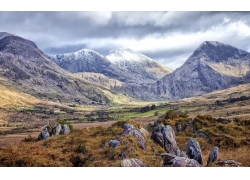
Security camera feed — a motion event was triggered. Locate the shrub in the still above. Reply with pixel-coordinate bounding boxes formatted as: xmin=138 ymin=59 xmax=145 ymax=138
xmin=165 ymin=110 xmax=178 ymax=120
xmin=154 ymin=111 xmax=159 ymax=116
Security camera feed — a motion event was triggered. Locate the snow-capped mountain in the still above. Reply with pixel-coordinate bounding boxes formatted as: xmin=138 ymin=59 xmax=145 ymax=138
xmin=106 ymin=48 xmax=173 ymax=83
xmin=47 ymin=49 xmax=129 ymax=81
xmin=119 ymin=41 xmax=250 ymax=100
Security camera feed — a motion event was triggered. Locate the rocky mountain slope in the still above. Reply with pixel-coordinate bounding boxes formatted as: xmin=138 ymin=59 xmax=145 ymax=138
xmin=47 ymin=49 xmax=135 ymax=82
xmin=0 ymin=32 xmax=131 ymax=104
xmin=106 ymin=48 xmax=173 ymax=83
xmin=119 ymin=41 xmax=250 ymax=100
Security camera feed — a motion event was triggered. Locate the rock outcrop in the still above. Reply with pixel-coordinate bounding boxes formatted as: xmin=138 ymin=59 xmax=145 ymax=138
xmin=60 ymin=124 xmax=71 ymax=135
xmin=108 ymin=139 xmax=120 ymax=148
xmin=172 ymin=157 xmax=202 ymax=167
xmin=186 ymin=138 xmax=203 ymax=165
xmin=37 ymin=125 xmax=50 ymax=140
xmin=52 ymin=123 xmax=62 ymax=135
xmin=151 ymin=123 xmax=180 ymax=156
xmin=121 ymin=124 xmax=147 ymax=150
xmin=207 ymin=146 xmax=219 ymax=165
xmin=120 ymin=158 xmax=147 ymax=167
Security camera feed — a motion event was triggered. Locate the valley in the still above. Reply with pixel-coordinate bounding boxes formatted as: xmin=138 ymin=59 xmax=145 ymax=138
xmin=0 ymin=32 xmax=250 ymax=167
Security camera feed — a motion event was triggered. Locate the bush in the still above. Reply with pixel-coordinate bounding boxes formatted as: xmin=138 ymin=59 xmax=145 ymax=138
xmin=165 ymin=110 xmax=178 ymax=120
xmin=154 ymin=111 xmax=159 ymax=116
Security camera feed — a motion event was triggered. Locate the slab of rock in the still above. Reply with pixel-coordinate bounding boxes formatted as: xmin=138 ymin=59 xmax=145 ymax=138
xmin=215 ymin=160 xmax=242 ymax=167
xmin=121 ymin=158 xmax=147 ymax=167
xmin=162 ymin=125 xmax=180 ymax=156
xmin=60 ymin=124 xmax=71 ymax=134
xmin=172 ymin=157 xmax=202 ymax=167
xmin=52 ymin=123 xmax=62 ymax=135
xmin=176 ymin=123 xmax=187 ymax=132
xmin=207 ymin=146 xmax=219 ymax=165
xmin=186 ymin=138 xmax=203 ymax=165
xmin=157 ymin=153 xmax=177 ymax=166
xmin=108 ymin=139 xmax=120 ymax=148
xmin=122 ymin=124 xmax=147 ymax=150
xmin=37 ymin=125 xmax=50 ymax=140
xmin=151 ymin=131 xmax=164 ymax=147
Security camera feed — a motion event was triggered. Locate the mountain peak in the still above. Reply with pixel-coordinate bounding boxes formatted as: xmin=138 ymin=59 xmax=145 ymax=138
xmin=0 ymin=32 xmax=16 ymax=40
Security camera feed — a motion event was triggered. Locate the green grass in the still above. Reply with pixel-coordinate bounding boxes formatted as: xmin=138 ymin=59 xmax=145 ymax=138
xmin=111 ymin=108 xmax=171 ymax=120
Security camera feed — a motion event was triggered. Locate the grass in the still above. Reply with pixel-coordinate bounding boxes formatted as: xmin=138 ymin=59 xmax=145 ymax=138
xmin=0 ymin=120 xmax=164 ymax=167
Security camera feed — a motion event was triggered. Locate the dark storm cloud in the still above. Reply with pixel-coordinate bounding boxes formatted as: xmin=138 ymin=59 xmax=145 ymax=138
xmin=1 ymin=11 xmax=250 ymax=69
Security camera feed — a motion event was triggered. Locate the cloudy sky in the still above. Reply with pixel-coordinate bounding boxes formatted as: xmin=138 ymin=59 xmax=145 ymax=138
xmin=1 ymin=11 xmax=250 ymax=70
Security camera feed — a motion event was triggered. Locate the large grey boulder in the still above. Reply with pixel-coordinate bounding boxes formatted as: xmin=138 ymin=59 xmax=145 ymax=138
xmin=207 ymin=146 xmax=219 ymax=165
xmin=52 ymin=123 xmax=62 ymax=135
xmin=121 ymin=124 xmax=147 ymax=150
xmin=121 ymin=158 xmax=147 ymax=167
xmin=162 ymin=125 xmax=180 ymax=156
xmin=186 ymin=138 xmax=203 ymax=165
xmin=172 ymin=157 xmax=202 ymax=167
xmin=60 ymin=124 xmax=71 ymax=134
xmin=108 ymin=139 xmax=120 ymax=148
xmin=37 ymin=125 xmax=50 ymax=140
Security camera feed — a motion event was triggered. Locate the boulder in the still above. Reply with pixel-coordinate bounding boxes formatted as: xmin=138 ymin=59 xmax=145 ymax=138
xmin=121 ymin=158 xmax=147 ymax=167
xmin=52 ymin=123 xmax=62 ymax=135
xmin=158 ymin=153 xmax=177 ymax=166
xmin=186 ymin=138 xmax=203 ymax=165
xmin=215 ymin=160 xmax=242 ymax=167
xmin=172 ymin=157 xmax=202 ymax=167
xmin=108 ymin=139 xmax=120 ymax=148
xmin=151 ymin=131 xmax=164 ymax=147
xmin=122 ymin=124 xmax=147 ymax=150
xmin=60 ymin=124 xmax=71 ymax=134
xmin=207 ymin=146 xmax=219 ymax=165
xmin=162 ymin=125 xmax=180 ymax=156
xmin=37 ymin=125 xmax=50 ymax=140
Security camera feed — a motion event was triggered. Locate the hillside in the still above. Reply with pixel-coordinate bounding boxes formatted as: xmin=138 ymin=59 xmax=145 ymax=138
xmin=0 ymin=32 xmax=133 ymax=105
xmin=119 ymin=41 xmax=250 ymax=100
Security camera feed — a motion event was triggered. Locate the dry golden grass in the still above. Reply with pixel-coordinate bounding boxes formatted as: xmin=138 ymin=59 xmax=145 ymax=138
xmin=0 ymin=120 xmax=164 ymax=167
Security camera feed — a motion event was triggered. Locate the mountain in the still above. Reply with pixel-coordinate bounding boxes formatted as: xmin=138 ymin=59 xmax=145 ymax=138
xmin=0 ymin=32 xmax=131 ymax=104
xmin=106 ymin=48 xmax=173 ymax=83
xmin=47 ymin=49 xmax=135 ymax=82
xmin=48 ymin=48 xmax=173 ymax=84
xmin=119 ymin=41 xmax=250 ymax=100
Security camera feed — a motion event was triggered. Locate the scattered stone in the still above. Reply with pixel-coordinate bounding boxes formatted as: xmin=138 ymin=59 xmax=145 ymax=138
xmin=215 ymin=160 xmax=242 ymax=167
xmin=157 ymin=153 xmax=177 ymax=166
xmin=186 ymin=138 xmax=203 ymax=165
xmin=153 ymin=120 xmax=158 ymax=127
xmin=162 ymin=125 xmax=180 ymax=156
xmin=172 ymin=157 xmax=202 ymax=167
xmin=151 ymin=131 xmax=164 ymax=147
xmin=122 ymin=124 xmax=147 ymax=151
xmin=52 ymin=123 xmax=62 ymax=135
xmin=121 ymin=158 xmax=147 ymax=167
xmin=37 ymin=125 xmax=50 ymax=140
xmin=108 ymin=139 xmax=120 ymax=148
xmin=207 ymin=146 xmax=219 ymax=165
xmin=60 ymin=124 xmax=71 ymax=134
